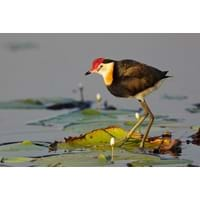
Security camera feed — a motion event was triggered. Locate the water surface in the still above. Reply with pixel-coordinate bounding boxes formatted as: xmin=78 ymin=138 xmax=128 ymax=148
xmin=0 ymin=34 xmax=199 ymax=166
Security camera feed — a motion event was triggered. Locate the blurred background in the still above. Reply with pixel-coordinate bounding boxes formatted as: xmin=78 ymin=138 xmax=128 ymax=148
xmin=0 ymin=34 xmax=200 ymax=165
xmin=0 ymin=33 xmax=199 ymax=113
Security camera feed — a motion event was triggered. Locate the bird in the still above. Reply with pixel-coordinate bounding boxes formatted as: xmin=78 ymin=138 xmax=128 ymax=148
xmin=85 ymin=58 xmax=171 ymax=148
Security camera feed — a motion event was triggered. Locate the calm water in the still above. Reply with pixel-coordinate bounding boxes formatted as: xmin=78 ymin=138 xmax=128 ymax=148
xmin=0 ymin=34 xmax=200 ymax=165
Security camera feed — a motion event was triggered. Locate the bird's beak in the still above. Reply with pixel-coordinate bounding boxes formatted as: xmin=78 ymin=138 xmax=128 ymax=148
xmin=85 ymin=71 xmax=91 ymax=76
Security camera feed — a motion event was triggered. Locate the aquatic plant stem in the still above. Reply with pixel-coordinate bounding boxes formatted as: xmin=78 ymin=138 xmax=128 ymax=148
xmin=111 ymin=146 xmax=114 ymax=162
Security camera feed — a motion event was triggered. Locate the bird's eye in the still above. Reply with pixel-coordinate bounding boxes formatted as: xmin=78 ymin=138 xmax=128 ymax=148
xmin=97 ymin=65 xmax=103 ymax=71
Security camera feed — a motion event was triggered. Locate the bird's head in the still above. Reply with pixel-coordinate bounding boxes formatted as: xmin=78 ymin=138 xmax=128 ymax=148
xmin=85 ymin=57 xmax=105 ymax=75
xmin=85 ymin=58 xmax=114 ymax=85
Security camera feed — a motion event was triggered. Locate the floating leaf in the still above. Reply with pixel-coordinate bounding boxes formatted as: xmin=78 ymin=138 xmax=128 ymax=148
xmin=0 ymin=129 xmax=187 ymax=167
xmin=0 ymin=97 xmax=87 ymax=110
xmin=81 ymin=108 xmax=100 ymax=115
xmin=63 ymin=120 xmax=128 ymax=134
xmin=98 ymin=153 xmax=108 ymax=163
xmin=0 ymin=141 xmax=49 ymax=158
xmin=49 ymin=126 xmax=127 ymax=151
xmin=28 ymin=108 xmax=179 ymax=137
xmin=33 ymin=150 xmax=191 ymax=167
xmin=0 ymin=156 xmax=33 ymax=164
xmin=126 ymin=154 xmax=192 ymax=167
xmin=0 ymin=141 xmax=43 ymax=152
xmin=21 ymin=140 xmax=33 ymax=145
xmin=28 ymin=109 xmax=134 ymax=130
xmin=49 ymin=126 xmax=181 ymax=157
xmin=0 ymin=100 xmax=44 ymax=109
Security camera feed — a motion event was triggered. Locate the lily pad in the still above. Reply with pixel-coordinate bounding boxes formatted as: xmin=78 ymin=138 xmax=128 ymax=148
xmin=63 ymin=120 xmax=130 ymax=134
xmin=33 ymin=149 xmax=191 ymax=167
xmin=49 ymin=126 xmax=181 ymax=156
xmin=0 ymin=141 xmax=44 ymax=152
xmin=0 ymin=141 xmax=49 ymax=158
xmin=0 ymin=99 xmax=44 ymax=109
xmin=0 ymin=128 xmax=187 ymax=167
xmin=0 ymin=97 xmax=86 ymax=110
xmin=27 ymin=109 xmax=134 ymax=129
xmin=0 ymin=156 xmax=33 ymax=164
xmin=81 ymin=108 xmax=100 ymax=115
xmin=126 ymin=154 xmax=192 ymax=167
xmin=28 ymin=109 xmax=180 ymax=136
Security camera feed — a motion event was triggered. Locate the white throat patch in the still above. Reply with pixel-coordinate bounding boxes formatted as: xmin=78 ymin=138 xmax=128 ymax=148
xmin=97 ymin=62 xmax=114 ymax=86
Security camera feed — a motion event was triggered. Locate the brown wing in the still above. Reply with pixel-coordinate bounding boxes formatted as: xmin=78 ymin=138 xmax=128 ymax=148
xmin=115 ymin=60 xmax=166 ymax=96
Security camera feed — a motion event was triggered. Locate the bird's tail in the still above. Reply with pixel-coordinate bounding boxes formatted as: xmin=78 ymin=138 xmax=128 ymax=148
xmin=162 ymin=71 xmax=173 ymax=78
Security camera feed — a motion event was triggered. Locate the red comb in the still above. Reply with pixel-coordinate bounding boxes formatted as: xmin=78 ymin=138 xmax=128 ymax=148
xmin=91 ymin=57 xmax=104 ymax=71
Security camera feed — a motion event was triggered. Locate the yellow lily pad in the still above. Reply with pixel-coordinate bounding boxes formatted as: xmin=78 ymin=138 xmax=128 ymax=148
xmin=49 ymin=126 xmax=181 ymax=155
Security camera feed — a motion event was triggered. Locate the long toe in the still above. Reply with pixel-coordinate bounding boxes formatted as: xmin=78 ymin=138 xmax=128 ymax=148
xmin=117 ymin=137 xmax=129 ymax=147
xmin=137 ymin=146 xmax=148 ymax=154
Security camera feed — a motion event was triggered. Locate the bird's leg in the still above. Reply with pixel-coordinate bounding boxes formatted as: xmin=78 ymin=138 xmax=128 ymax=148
xmin=118 ymin=100 xmax=148 ymax=147
xmin=139 ymin=99 xmax=154 ymax=148
xmin=127 ymin=112 xmax=148 ymax=138
xmin=127 ymin=99 xmax=149 ymax=138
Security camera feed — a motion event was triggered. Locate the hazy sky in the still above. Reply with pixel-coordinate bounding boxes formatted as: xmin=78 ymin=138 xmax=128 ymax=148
xmin=0 ymin=33 xmax=199 ymax=110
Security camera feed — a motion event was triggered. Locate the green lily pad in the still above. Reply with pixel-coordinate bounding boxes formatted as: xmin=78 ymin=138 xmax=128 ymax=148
xmin=0 ymin=141 xmax=49 ymax=159
xmin=28 ymin=109 xmax=135 ymax=130
xmin=49 ymin=126 xmax=181 ymax=155
xmin=81 ymin=108 xmax=100 ymax=115
xmin=63 ymin=120 xmax=130 ymax=134
xmin=126 ymin=154 xmax=192 ymax=167
xmin=0 ymin=156 xmax=33 ymax=164
xmin=0 ymin=97 xmax=80 ymax=109
xmin=21 ymin=140 xmax=33 ymax=145
xmin=33 ymin=149 xmax=192 ymax=167
xmin=52 ymin=126 xmax=128 ymax=152
xmin=27 ymin=108 xmax=181 ymax=135
xmin=0 ymin=128 xmax=188 ymax=167
xmin=0 ymin=141 xmax=44 ymax=152
xmin=0 ymin=100 xmax=44 ymax=109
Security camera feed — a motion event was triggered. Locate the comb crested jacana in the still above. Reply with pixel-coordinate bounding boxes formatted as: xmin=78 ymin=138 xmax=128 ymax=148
xmin=85 ymin=58 xmax=171 ymax=148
